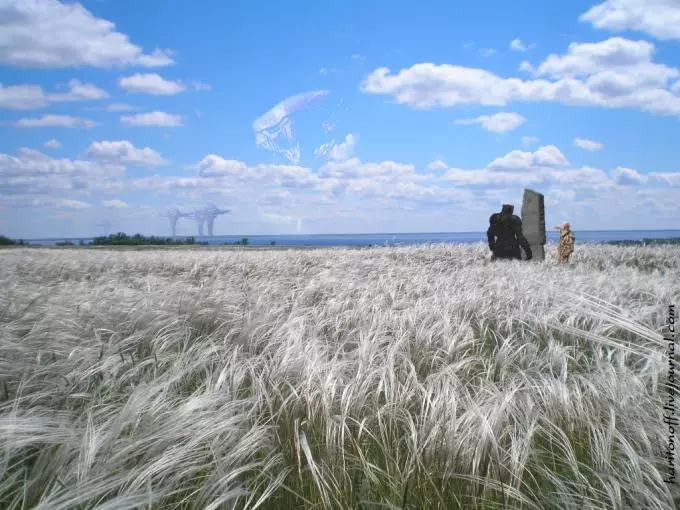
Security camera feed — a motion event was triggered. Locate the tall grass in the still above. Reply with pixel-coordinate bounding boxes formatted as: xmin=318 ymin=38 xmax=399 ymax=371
xmin=0 ymin=242 xmax=678 ymax=509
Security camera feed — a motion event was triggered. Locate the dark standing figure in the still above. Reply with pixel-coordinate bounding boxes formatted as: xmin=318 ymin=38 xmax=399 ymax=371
xmin=487 ymin=204 xmax=532 ymax=261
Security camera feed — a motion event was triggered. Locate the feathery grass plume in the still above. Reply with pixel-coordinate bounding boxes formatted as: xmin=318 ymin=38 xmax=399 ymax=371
xmin=0 ymin=242 xmax=678 ymax=508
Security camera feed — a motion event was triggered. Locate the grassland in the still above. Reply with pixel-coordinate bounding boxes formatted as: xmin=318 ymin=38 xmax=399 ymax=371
xmin=1 ymin=242 xmax=679 ymax=509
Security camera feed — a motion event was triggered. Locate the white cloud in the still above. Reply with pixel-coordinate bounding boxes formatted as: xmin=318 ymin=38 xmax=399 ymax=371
xmin=428 ymin=160 xmax=448 ymax=171
xmin=648 ymin=172 xmax=680 ymax=187
xmin=44 ymin=139 xmax=61 ymax=149
xmin=120 ymin=111 xmax=183 ymax=127
xmin=611 ymin=166 xmax=647 ymax=184
xmin=15 ymin=114 xmax=96 ymax=128
xmin=101 ymin=199 xmax=128 ymax=209
xmin=190 ymin=155 xmax=248 ymax=176
xmin=534 ymin=38 xmax=674 ymax=82
xmin=518 ymin=61 xmax=535 ymax=74
xmin=330 ymin=133 xmax=358 ymax=161
xmin=510 ymin=39 xmax=536 ymax=52
xmin=0 ymin=0 xmax=174 ymax=68
xmin=104 ymin=103 xmax=135 ymax=112
xmin=547 ymin=166 xmax=613 ymax=189
xmin=87 ymin=140 xmax=168 ymax=167
xmin=672 ymin=81 xmax=680 ymax=95
xmin=442 ymin=167 xmax=542 ymax=186
xmin=479 ymin=48 xmax=496 ymax=57
xmin=437 ymin=149 xmax=615 ymax=192
xmin=580 ymin=0 xmax=680 ymax=41
xmin=318 ymin=158 xmax=419 ymax=180
xmin=0 ymin=84 xmax=47 ymax=109
xmin=456 ymin=112 xmax=526 ymax=133
xmin=0 ymin=80 xmax=107 ymax=109
xmin=522 ymin=136 xmax=540 ymax=146
xmin=119 ymin=73 xmax=185 ymax=95
xmin=361 ymin=46 xmax=680 ymax=116
xmin=55 ymin=199 xmax=90 ymax=210
xmin=574 ymin=137 xmax=603 ymax=151
xmin=488 ymin=145 xmax=569 ymax=170
xmin=0 ymin=147 xmax=126 ymax=198
xmin=49 ymin=79 xmax=109 ymax=101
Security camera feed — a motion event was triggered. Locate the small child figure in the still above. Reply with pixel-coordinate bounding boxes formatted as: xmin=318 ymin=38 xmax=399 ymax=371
xmin=554 ymin=222 xmax=575 ymax=264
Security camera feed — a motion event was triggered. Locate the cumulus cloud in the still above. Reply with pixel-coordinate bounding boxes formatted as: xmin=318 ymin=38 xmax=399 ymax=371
xmin=443 ymin=167 xmax=543 ymax=186
xmin=0 ymin=0 xmax=174 ymax=68
xmin=330 ymin=133 xmax=358 ymax=161
xmin=101 ymin=199 xmax=128 ymax=208
xmin=428 ymin=160 xmax=448 ymax=171
xmin=510 ymin=39 xmax=536 ymax=52
xmin=0 ymin=80 xmax=108 ymax=109
xmin=611 ymin=166 xmax=647 ymax=184
xmin=360 ymin=37 xmax=680 ymax=116
xmin=120 ymin=111 xmax=183 ymax=127
xmin=440 ymin=155 xmax=613 ymax=192
xmin=49 ymin=79 xmax=109 ymax=101
xmin=574 ymin=137 xmax=603 ymax=151
xmin=533 ymin=38 xmax=675 ymax=83
xmin=15 ymin=114 xmax=96 ymax=128
xmin=0 ymin=84 xmax=47 ymax=109
xmin=87 ymin=140 xmax=168 ymax=167
xmin=318 ymin=158 xmax=419 ymax=180
xmin=44 ymin=139 xmax=61 ymax=149
xmin=488 ymin=145 xmax=569 ymax=170
xmin=142 ymin=140 xmax=667 ymax=214
xmin=647 ymin=171 xmax=680 ymax=187
xmin=580 ymin=0 xmax=680 ymax=41
xmin=189 ymin=155 xmax=248 ymax=177
xmin=0 ymin=147 xmax=126 ymax=198
xmin=455 ymin=112 xmax=526 ymax=133
xmin=119 ymin=73 xmax=185 ymax=95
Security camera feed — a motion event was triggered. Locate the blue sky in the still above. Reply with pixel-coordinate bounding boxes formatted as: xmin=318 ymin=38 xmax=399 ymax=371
xmin=1 ymin=0 xmax=679 ymax=238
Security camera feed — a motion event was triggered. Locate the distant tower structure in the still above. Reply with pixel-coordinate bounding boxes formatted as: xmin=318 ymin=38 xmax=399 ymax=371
xmin=205 ymin=204 xmax=231 ymax=236
xmin=189 ymin=209 xmax=207 ymax=236
xmin=165 ymin=207 xmax=191 ymax=237
xmin=190 ymin=204 xmax=230 ymax=236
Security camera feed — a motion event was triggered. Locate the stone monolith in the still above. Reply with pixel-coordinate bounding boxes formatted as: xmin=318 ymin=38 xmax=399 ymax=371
xmin=521 ymin=188 xmax=546 ymax=261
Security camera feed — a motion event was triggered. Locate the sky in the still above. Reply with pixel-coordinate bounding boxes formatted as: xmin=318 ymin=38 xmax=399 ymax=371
xmin=1 ymin=0 xmax=679 ymax=238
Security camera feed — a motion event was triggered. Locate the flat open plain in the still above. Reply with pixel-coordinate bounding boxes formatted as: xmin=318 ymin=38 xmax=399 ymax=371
xmin=1 ymin=243 xmax=679 ymax=509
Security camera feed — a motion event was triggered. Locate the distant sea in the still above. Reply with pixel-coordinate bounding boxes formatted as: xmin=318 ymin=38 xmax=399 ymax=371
xmin=25 ymin=230 xmax=680 ymax=247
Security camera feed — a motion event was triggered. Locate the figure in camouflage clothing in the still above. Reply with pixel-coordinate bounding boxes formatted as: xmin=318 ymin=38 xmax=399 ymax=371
xmin=555 ymin=222 xmax=575 ymax=264
xmin=487 ymin=204 xmax=532 ymax=261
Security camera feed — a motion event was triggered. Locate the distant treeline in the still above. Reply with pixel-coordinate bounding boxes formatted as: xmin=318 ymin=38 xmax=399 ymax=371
xmin=0 ymin=235 xmax=28 ymax=246
xmin=607 ymin=237 xmax=680 ymax=246
xmin=91 ymin=233 xmax=206 ymax=245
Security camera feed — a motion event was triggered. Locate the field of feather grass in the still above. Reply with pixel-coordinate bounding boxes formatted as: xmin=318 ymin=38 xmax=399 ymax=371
xmin=1 ymin=242 xmax=679 ymax=509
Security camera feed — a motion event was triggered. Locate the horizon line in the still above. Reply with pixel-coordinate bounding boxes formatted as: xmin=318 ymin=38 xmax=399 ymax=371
xmin=21 ymin=228 xmax=680 ymax=241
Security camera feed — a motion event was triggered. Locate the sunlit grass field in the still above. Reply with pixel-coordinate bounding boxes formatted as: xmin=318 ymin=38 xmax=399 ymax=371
xmin=1 ymin=243 xmax=679 ymax=509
